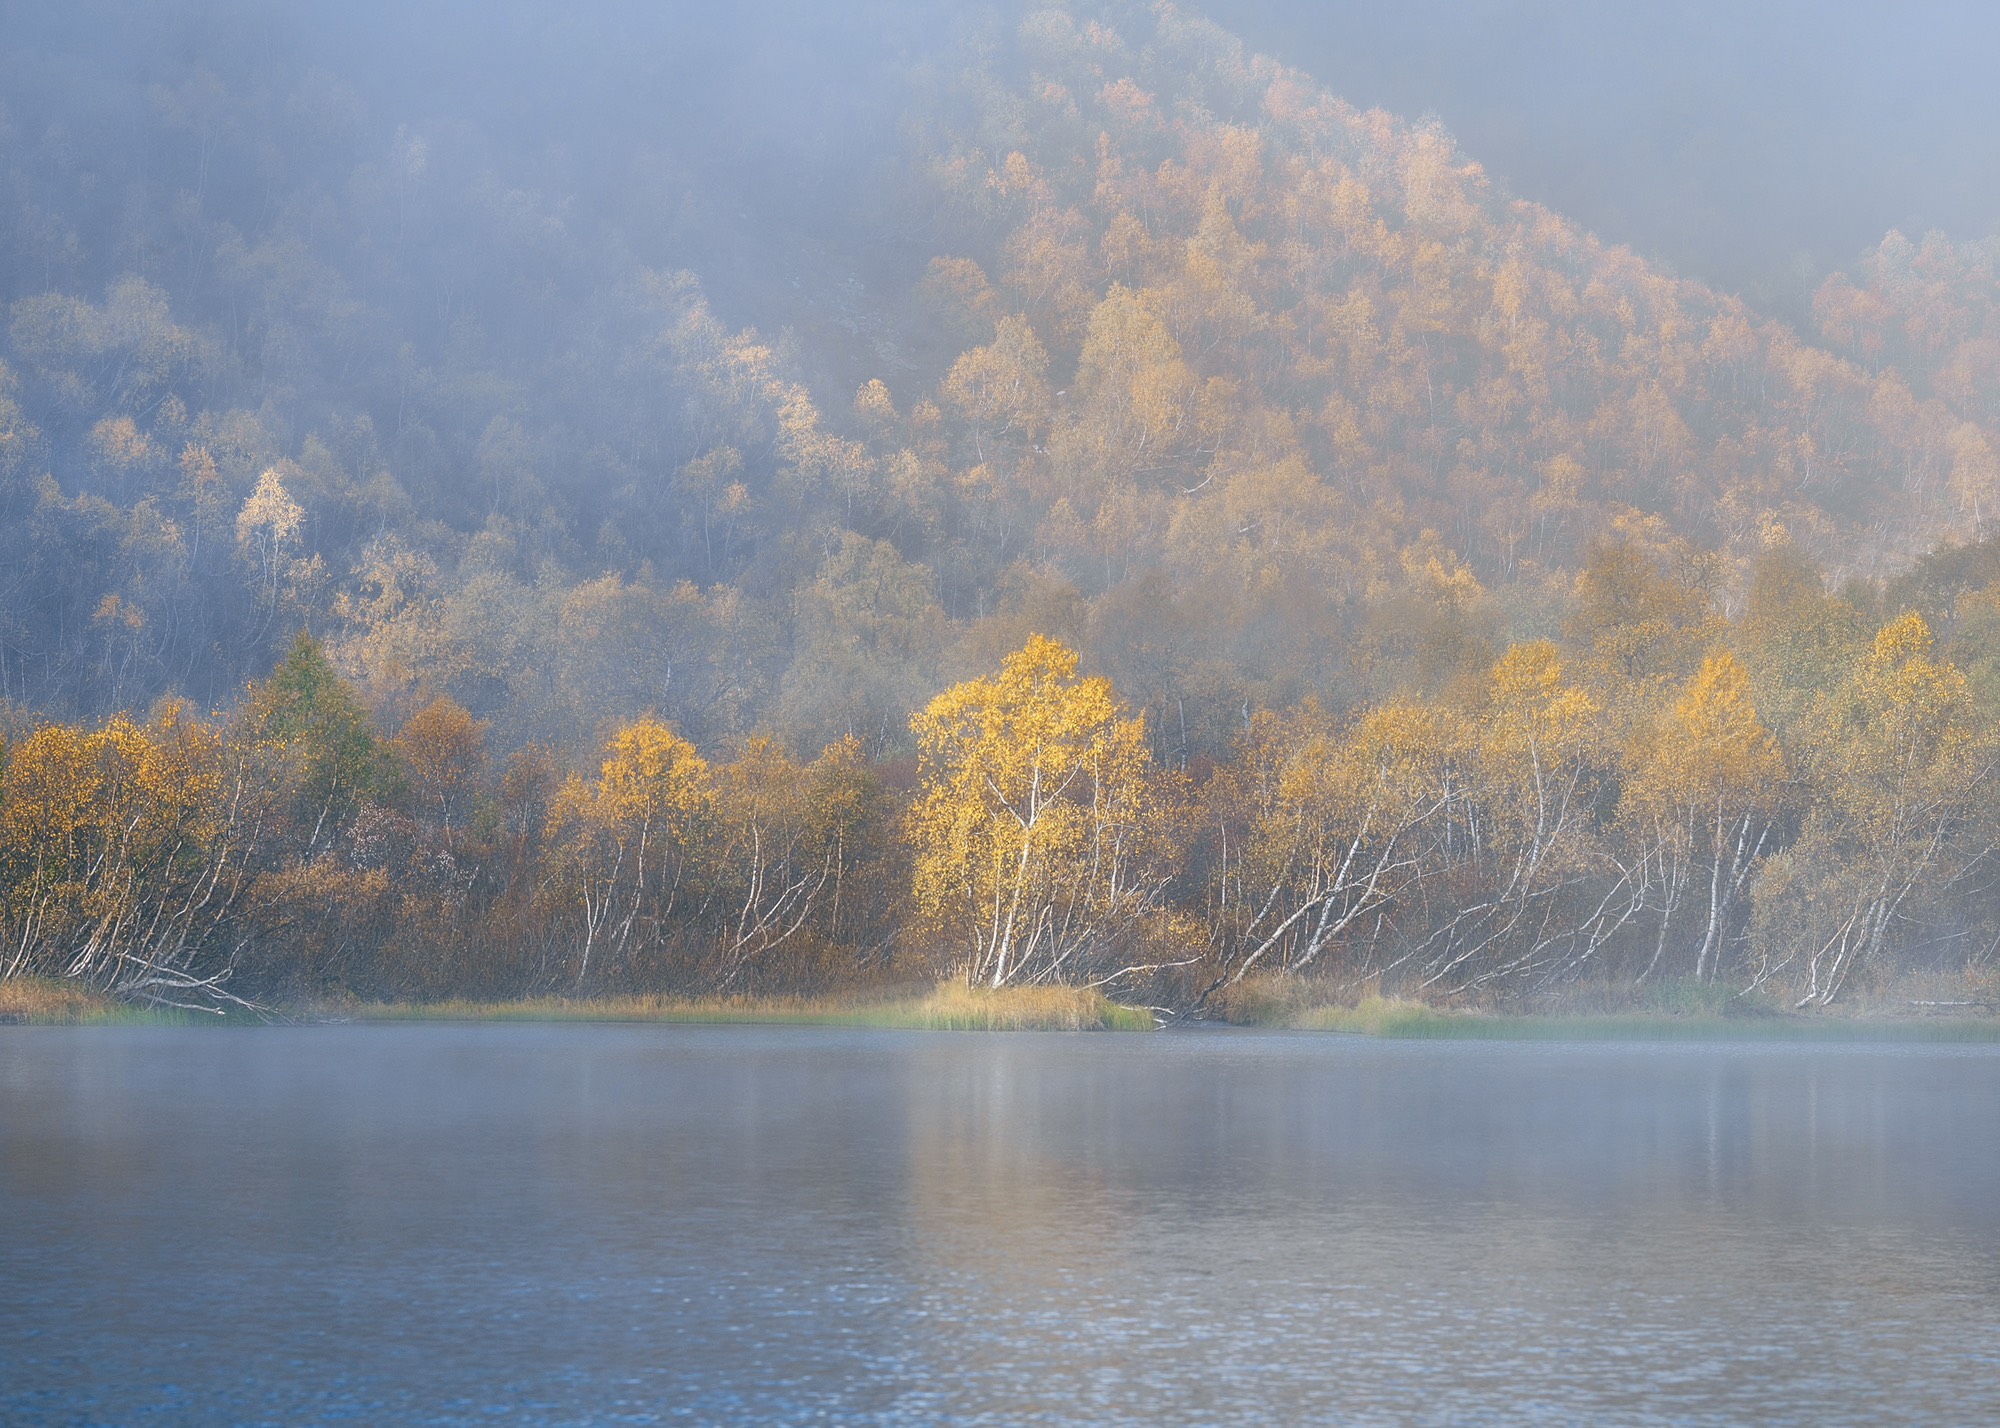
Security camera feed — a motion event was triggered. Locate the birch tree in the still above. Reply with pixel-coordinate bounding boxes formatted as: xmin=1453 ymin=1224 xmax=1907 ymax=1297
xmin=1621 ymin=652 xmax=1787 ymax=984
xmin=543 ymin=718 xmax=711 ymax=986
xmin=908 ymin=635 xmax=1180 ymax=986
xmin=1752 ymin=614 xmax=1999 ymax=1006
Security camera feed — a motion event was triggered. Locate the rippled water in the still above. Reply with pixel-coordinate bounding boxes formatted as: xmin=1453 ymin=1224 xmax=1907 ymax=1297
xmin=3 ymin=1025 xmax=1998 ymax=1425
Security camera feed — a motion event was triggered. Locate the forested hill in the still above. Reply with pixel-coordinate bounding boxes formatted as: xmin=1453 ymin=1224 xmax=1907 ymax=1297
xmin=3 ymin=0 xmax=1998 ymax=763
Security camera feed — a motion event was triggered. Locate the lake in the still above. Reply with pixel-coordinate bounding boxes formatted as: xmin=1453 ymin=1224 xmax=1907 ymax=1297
xmin=3 ymin=1025 xmax=1998 ymax=1425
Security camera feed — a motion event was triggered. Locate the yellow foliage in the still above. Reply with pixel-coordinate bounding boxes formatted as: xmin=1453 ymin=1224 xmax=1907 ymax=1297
xmin=392 ymin=696 xmax=488 ymax=832
xmin=1074 ymin=285 xmax=1198 ymax=470
xmin=540 ymin=717 xmax=714 ymax=984
xmin=908 ymin=635 xmax=1172 ymax=984
xmin=236 ymin=465 xmax=302 ymax=548
xmin=941 ymin=315 xmax=1053 ymax=453
xmin=1482 ymin=641 xmax=1602 ymax=786
xmin=1745 ymin=610 xmax=2000 ymax=1004
xmin=548 ymin=712 xmax=712 ymax=844
xmin=589 ymin=717 xmax=710 ymax=832
xmin=1630 ymin=652 xmax=1785 ymax=814
xmin=0 ymin=700 xmax=231 ymax=988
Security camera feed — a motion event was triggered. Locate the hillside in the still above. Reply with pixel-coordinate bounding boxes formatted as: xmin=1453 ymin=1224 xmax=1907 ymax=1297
xmin=8 ymin=2 xmax=2000 ymax=1012
xmin=0 ymin=1 xmax=1994 ymax=761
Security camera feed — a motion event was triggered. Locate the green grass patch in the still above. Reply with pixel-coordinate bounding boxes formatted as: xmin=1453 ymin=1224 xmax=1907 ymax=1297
xmin=1283 ymin=998 xmax=2000 ymax=1042
xmin=1322 ymin=1007 xmax=2000 ymax=1042
xmin=1211 ymin=977 xmax=2000 ymax=1041
xmin=347 ymin=993 xmax=868 ymax=1026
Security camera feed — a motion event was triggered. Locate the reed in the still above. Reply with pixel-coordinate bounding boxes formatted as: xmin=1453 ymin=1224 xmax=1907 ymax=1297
xmin=332 ymin=982 xmax=1156 ymax=1032
xmin=894 ymin=980 xmax=1156 ymax=1031
xmin=0 ymin=976 xmax=197 ymax=1025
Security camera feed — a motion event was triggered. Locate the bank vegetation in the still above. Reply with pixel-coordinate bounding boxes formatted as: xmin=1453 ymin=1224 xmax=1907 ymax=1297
xmin=8 ymin=534 xmax=2000 ymax=1022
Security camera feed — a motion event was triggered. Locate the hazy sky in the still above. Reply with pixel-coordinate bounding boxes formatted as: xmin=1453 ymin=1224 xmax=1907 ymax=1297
xmin=1204 ymin=0 xmax=2000 ymax=310
xmin=8 ymin=0 xmax=1998 ymax=321
xmin=357 ymin=0 xmax=2000 ymax=323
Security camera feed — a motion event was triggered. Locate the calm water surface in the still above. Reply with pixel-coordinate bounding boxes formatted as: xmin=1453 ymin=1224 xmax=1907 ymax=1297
xmin=3 ymin=1025 xmax=1997 ymax=1425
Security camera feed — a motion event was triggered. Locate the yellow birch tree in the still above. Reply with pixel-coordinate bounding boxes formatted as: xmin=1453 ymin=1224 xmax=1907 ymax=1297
xmin=1752 ymin=614 xmax=1998 ymax=1005
xmin=1621 ymin=652 xmax=1786 ymax=984
xmin=544 ymin=718 xmax=711 ymax=986
xmin=908 ymin=635 xmax=1178 ymax=987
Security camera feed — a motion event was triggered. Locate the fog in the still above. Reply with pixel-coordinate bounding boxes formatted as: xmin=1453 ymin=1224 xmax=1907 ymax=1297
xmin=1 ymin=0 xmax=968 ymax=361
xmin=7 ymin=19 xmax=2000 ymax=1420
xmin=10 ymin=0 xmax=1995 ymax=450
xmin=6 ymin=0 xmax=1998 ymax=751
xmin=4 ymin=0 xmax=2000 ymax=1012
xmin=17 ymin=1 xmax=1995 ymax=337
xmin=1206 ymin=0 xmax=2000 ymax=313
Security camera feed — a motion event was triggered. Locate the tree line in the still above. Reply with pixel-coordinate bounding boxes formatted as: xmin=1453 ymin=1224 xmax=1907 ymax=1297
xmin=6 ymin=531 xmax=1999 ymax=1012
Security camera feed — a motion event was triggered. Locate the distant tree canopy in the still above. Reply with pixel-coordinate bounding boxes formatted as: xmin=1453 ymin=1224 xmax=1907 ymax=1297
xmin=1 ymin=0 xmax=1996 ymax=769
xmin=3 ymin=582 xmax=1998 ymax=1012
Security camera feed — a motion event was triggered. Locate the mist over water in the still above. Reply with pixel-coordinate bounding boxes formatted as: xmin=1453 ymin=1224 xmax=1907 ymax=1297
xmin=5 ymin=1026 xmax=1999 ymax=1424
xmin=5 ymin=31 xmax=2000 ymax=1423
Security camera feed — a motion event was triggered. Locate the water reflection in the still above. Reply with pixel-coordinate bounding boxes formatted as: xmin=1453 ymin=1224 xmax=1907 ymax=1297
xmin=3 ymin=1027 xmax=1997 ymax=1424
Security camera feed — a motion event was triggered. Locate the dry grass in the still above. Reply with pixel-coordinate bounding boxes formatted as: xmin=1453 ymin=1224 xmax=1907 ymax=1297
xmin=1289 ymin=994 xmax=1461 ymax=1035
xmin=1830 ymin=964 xmax=2000 ymax=1018
xmin=902 ymin=980 xmax=1156 ymax=1031
xmin=1203 ymin=973 xmax=1324 ymax=1027
xmin=0 ymin=976 xmax=191 ymax=1025
xmin=1210 ymin=979 xmax=1472 ymax=1035
xmin=331 ymin=981 xmax=1156 ymax=1032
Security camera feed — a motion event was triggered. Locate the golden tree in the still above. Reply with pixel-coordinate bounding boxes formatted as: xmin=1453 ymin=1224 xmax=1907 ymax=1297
xmin=940 ymin=314 xmax=1053 ymax=462
xmin=1621 ymin=652 xmax=1786 ymax=983
xmin=235 ymin=464 xmax=311 ymax=630
xmin=1752 ymin=614 xmax=1999 ymax=1005
xmin=0 ymin=701 xmax=254 ymax=1009
xmin=908 ymin=635 xmax=1179 ymax=987
xmin=1402 ymin=641 xmax=1625 ymax=992
xmin=709 ymin=736 xmax=829 ymax=985
xmin=1206 ymin=699 xmax=1451 ymax=994
xmin=543 ymin=717 xmax=712 ymax=985
xmin=706 ymin=735 xmax=902 ymax=990
xmin=1071 ymin=285 xmax=1201 ymax=476
xmin=392 ymin=695 xmax=489 ymax=840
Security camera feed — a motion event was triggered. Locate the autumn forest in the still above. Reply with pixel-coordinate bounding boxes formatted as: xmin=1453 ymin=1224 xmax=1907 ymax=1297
xmin=6 ymin=1 xmax=2000 ymax=1015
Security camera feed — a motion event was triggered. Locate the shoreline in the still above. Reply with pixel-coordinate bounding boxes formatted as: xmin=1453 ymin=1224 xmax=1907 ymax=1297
xmin=5 ymin=977 xmax=1998 ymax=1040
xmin=1271 ymin=1008 xmax=2000 ymax=1043
xmin=0 ymin=979 xmax=1158 ymax=1033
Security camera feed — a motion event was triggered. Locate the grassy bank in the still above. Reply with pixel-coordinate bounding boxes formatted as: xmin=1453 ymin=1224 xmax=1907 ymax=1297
xmin=1210 ymin=978 xmax=2000 ymax=1042
xmin=0 ymin=977 xmax=200 ymax=1025
xmin=12 ymin=971 xmax=1997 ymax=1039
xmin=333 ymin=981 xmax=1157 ymax=1032
xmin=1300 ymin=998 xmax=2000 ymax=1042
